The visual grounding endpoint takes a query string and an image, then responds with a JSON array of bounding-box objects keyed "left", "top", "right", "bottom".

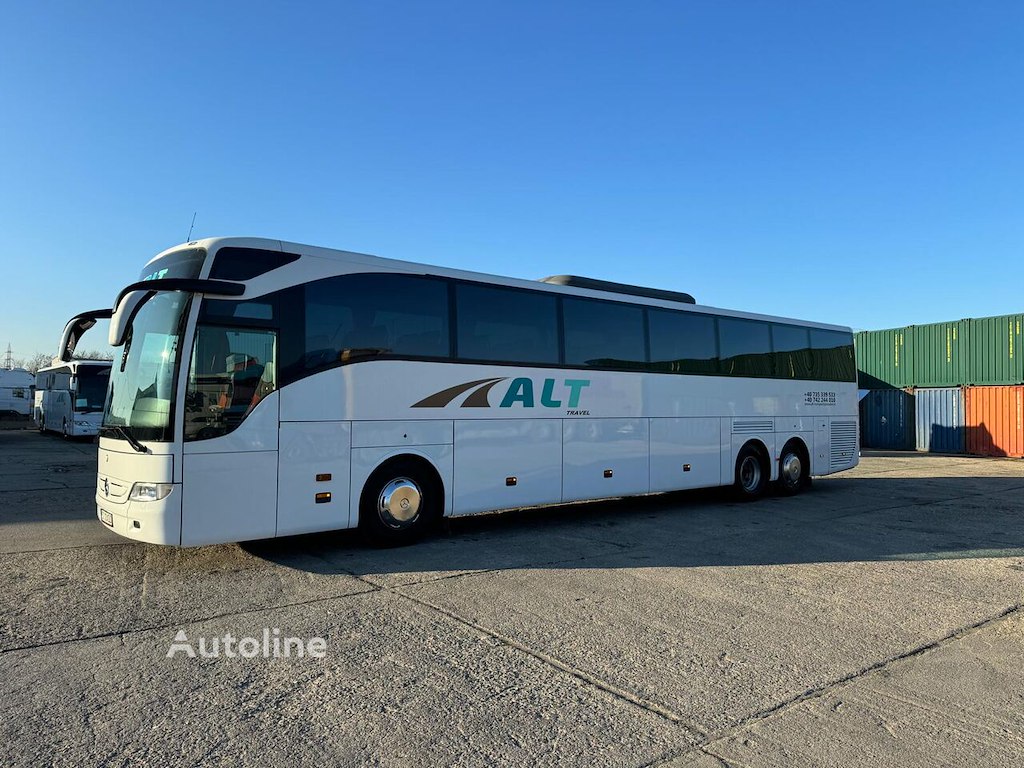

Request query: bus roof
[
  {"left": 37, "top": 359, "right": 113, "bottom": 374},
  {"left": 161, "top": 236, "right": 854, "bottom": 334}
]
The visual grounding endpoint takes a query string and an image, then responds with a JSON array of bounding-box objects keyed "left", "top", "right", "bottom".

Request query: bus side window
[
  {"left": 771, "top": 324, "right": 812, "bottom": 379},
  {"left": 648, "top": 310, "right": 718, "bottom": 374},
  {"left": 563, "top": 298, "right": 646, "bottom": 370},
  {"left": 304, "top": 274, "right": 450, "bottom": 373},
  {"left": 719, "top": 318, "right": 774, "bottom": 378}
]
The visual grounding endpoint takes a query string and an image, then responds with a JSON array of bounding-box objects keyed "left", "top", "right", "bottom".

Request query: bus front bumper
[{"left": 96, "top": 489, "right": 182, "bottom": 546}]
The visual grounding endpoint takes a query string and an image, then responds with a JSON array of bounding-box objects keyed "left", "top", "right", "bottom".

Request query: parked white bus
[
  {"left": 0, "top": 368, "right": 35, "bottom": 416},
  {"left": 85, "top": 237, "right": 858, "bottom": 547},
  {"left": 35, "top": 360, "right": 112, "bottom": 438}
]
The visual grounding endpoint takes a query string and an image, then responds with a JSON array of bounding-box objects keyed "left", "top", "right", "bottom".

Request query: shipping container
[
  {"left": 965, "top": 385, "right": 1024, "bottom": 458},
  {"left": 967, "top": 314, "right": 1024, "bottom": 386},
  {"left": 914, "top": 387, "right": 965, "bottom": 453},
  {"left": 911, "top": 320, "right": 969, "bottom": 387},
  {"left": 855, "top": 327, "right": 913, "bottom": 389},
  {"left": 860, "top": 389, "right": 915, "bottom": 450}
]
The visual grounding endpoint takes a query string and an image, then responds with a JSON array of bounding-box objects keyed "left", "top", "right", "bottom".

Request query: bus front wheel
[
  {"left": 733, "top": 444, "right": 768, "bottom": 501},
  {"left": 359, "top": 458, "right": 442, "bottom": 547}
]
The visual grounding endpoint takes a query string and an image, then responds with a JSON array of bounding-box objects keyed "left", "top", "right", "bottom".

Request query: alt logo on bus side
[{"left": 412, "top": 377, "right": 591, "bottom": 414}]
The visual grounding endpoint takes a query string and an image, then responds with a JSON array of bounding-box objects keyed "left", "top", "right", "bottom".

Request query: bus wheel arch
[
  {"left": 733, "top": 440, "right": 769, "bottom": 500},
  {"left": 776, "top": 438, "right": 810, "bottom": 495},
  {"left": 359, "top": 454, "right": 444, "bottom": 547}
]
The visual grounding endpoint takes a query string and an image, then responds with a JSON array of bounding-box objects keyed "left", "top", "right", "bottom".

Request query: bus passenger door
[
  {"left": 277, "top": 421, "right": 352, "bottom": 536},
  {"left": 180, "top": 325, "right": 280, "bottom": 546},
  {"left": 180, "top": 393, "right": 280, "bottom": 546}
]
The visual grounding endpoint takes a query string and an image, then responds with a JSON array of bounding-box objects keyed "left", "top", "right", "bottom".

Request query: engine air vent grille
[
  {"left": 732, "top": 419, "right": 774, "bottom": 435},
  {"left": 830, "top": 420, "right": 858, "bottom": 469}
]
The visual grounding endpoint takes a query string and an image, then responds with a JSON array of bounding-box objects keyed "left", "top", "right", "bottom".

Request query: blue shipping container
[
  {"left": 860, "top": 389, "right": 915, "bottom": 450},
  {"left": 914, "top": 387, "right": 965, "bottom": 454}
]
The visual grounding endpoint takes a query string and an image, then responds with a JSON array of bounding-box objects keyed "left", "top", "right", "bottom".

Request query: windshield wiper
[{"left": 101, "top": 425, "right": 147, "bottom": 453}]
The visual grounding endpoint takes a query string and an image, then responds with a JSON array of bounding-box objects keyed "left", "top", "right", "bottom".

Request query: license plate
[{"left": 100, "top": 509, "right": 113, "bottom": 527}]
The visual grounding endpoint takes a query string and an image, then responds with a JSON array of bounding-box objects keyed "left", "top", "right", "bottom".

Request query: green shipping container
[
  {"left": 966, "top": 314, "right": 1024, "bottom": 385},
  {"left": 911, "top": 320, "right": 969, "bottom": 387},
  {"left": 855, "top": 327, "right": 913, "bottom": 388}
]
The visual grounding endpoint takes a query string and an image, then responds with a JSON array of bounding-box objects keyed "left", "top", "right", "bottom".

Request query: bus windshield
[
  {"left": 102, "top": 291, "right": 191, "bottom": 442},
  {"left": 74, "top": 367, "right": 110, "bottom": 413}
]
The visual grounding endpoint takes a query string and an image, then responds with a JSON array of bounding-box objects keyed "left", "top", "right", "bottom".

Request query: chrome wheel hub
[
  {"left": 378, "top": 478, "right": 422, "bottom": 528},
  {"left": 782, "top": 454, "right": 802, "bottom": 484}
]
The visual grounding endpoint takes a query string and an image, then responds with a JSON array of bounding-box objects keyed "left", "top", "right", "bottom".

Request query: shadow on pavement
[{"left": 244, "top": 474, "right": 1024, "bottom": 576}]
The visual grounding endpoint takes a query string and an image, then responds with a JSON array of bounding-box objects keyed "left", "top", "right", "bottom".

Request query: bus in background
[
  {"left": 35, "top": 360, "right": 112, "bottom": 438},
  {"left": 87, "top": 237, "right": 859, "bottom": 547},
  {"left": 0, "top": 368, "right": 35, "bottom": 417}
]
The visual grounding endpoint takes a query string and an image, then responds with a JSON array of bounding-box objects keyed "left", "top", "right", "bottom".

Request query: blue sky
[{"left": 2, "top": 1, "right": 1022, "bottom": 360}]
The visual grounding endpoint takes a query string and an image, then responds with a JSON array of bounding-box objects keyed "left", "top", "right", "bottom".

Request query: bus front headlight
[{"left": 129, "top": 482, "right": 174, "bottom": 502}]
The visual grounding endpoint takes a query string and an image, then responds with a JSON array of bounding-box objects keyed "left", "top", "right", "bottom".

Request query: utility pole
[{"left": 3, "top": 343, "right": 12, "bottom": 370}]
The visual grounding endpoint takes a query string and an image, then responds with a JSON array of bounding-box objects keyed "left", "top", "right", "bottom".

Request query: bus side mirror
[
  {"left": 58, "top": 309, "right": 112, "bottom": 362},
  {"left": 109, "top": 291, "right": 152, "bottom": 347}
]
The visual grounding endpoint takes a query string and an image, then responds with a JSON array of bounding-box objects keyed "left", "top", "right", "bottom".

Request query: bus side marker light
[
  {"left": 315, "top": 492, "right": 332, "bottom": 504},
  {"left": 506, "top": 477, "right": 517, "bottom": 486},
  {"left": 316, "top": 473, "right": 331, "bottom": 482},
  {"left": 683, "top": 464, "right": 691, "bottom": 472},
  {"left": 603, "top": 469, "right": 613, "bottom": 478}
]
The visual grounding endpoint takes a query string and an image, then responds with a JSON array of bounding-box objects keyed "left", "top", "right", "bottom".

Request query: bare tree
[
  {"left": 75, "top": 350, "right": 115, "bottom": 361},
  {"left": 23, "top": 353, "right": 54, "bottom": 374}
]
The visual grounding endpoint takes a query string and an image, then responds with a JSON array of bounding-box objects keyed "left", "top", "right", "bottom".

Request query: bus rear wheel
[
  {"left": 733, "top": 444, "right": 768, "bottom": 501},
  {"left": 359, "top": 458, "right": 442, "bottom": 547},
  {"left": 776, "top": 440, "right": 809, "bottom": 496}
]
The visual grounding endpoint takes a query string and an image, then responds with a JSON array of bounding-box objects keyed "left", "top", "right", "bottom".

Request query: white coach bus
[
  {"left": 35, "top": 360, "right": 112, "bottom": 438},
  {"left": 84, "top": 237, "right": 858, "bottom": 547}
]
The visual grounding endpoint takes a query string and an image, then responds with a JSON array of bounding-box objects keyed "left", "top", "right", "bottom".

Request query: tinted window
[
  {"left": 771, "top": 324, "right": 812, "bottom": 379},
  {"left": 811, "top": 328, "right": 856, "bottom": 382},
  {"left": 201, "top": 298, "right": 276, "bottom": 322},
  {"left": 75, "top": 366, "right": 110, "bottom": 412},
  {"left": 719, "top": 318, "right": 773, "bottom": 377},
  {"left": 209, "top": 247, "right": 300, "bottom": 280},
  {"left": 304, "top": 274, "right": 450, "bottom": 371},
  {"left": 456, "top": 284, "right": 559, "bottom": 364},
  {"left": 563, "top": 298, "right": 645, "bottom": 369},
  {"left": 139, "top": 247, "right": 207, "bottom": 281},
  {"left": 648, "top": 310, "right": 718, "bottom": 374}
]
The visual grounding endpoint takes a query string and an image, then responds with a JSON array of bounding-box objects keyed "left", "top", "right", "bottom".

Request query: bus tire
[
  {"left": 37, "top": 415, "right": 45, "bottom": 433},
  {"left": 776, "top": 439, "right": 809, "bottom": 496},
  {"left": 733, "top": 443, "right": 768, "bottom": 501},
  {"left": 359, "top": 457, "right": 442, "bottom": 547}
]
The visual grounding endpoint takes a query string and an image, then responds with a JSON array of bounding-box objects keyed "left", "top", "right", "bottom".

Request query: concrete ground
[{"left": 1, "top": 429, "right": 1022, "bottom": 767}]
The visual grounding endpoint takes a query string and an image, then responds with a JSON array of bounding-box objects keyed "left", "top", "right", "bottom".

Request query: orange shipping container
[{"left": 965, "top": 386, "right": 1024, "bottom": 458}]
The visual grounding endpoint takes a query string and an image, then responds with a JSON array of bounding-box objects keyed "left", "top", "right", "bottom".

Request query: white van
[{"left": 0, "top": 368, "right": 35, "bottom": 416}]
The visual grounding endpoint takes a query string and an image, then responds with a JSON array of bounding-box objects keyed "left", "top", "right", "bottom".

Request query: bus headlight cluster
[{"left": 129, "top": 482, "right": 174, "bottom": 502}]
